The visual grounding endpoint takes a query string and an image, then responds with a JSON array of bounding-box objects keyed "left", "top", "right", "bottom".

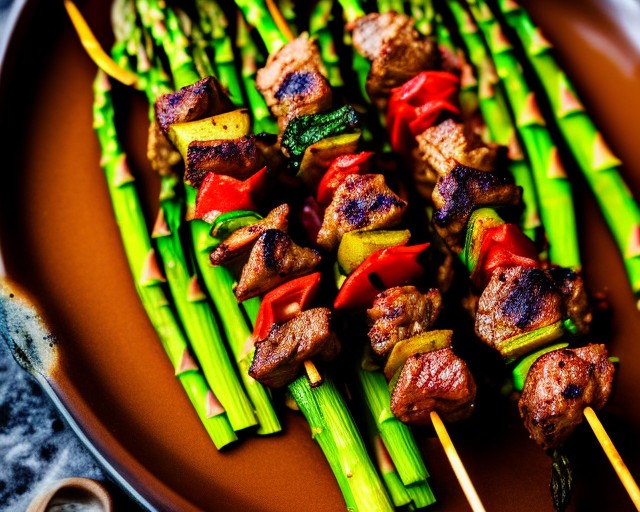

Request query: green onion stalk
[
  {"left": 435, "top": 5, "right": 542, "bottom": 244},
  {"left": 92, "top": 68, "right": 238, "bottom": 448},
  {"left": 133, "top": 0, "right": 282, "bottom": 434},
  {"left": 495, "top": 0, "right": 640, "bottom": 301},
  {"left": 449, "top": 0, "right": 580, "bottom": 269}
]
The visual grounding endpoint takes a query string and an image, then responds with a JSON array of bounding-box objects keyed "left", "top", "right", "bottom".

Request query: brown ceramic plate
[{"left": 1, "top": 0, "right": 640, "bottom": 511}]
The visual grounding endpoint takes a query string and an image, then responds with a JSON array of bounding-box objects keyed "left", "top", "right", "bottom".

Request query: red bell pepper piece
[
  {"left": 253, "top": 272, "right": 322, "bottom": 341},
  {"left": 387, "top": 71, "right": 460, "bottom": 155},
  {"left": 316, "top": 152, "right": 374, "bottom": 205},
  {"left": 473, "top": 223, "right": 540, "bottom": 288},
  {"left": 334, "top": 243, "right": 430, "bottom": 310},
  {"left": 194, "top": 166, "right": 268, "bottom": 221}
]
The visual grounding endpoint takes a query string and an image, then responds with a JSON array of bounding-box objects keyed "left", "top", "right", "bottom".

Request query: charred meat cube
[
  {"left": 431, "top": 162, "right": 522, "bottom": 252},
  {"left": 154, "top": 76, "right": 232, "bottom": 134},
  {"left": 249, "top": 308, "right": 341, "bottom": 388},
  {"left": 548, "top": 267, "right": 592, "bottom": 336},
  {"left": 272, "top": 71, "right": 333, "bottom": 131},
  {"left": 256, "top": 33, "right": 328, "bottom": 110},
  {"left": 518, "top": 344, "right": 615, "bottom": 450},
  {"left": 350, "top": 12, "right": 440, "bottom": 109},
  {"left": 367, "top": 286, "right": 443, "bottom": 357},
  {"left": 317, "top": 174, "right": 407, "bottom": 251},
  {"left": 235, "top": 229, "right": 321, "bottom": 302},
  {"left": 417, "top": 119, "right": 503, "bottom": 177},
  {"left": 185, "top": 135, "right": 267, "bottom": 188},
  {"left": 210, "top": 204, "right": 290, "bottom": 266},
  {"left": 475, "top": 266, "right": 563, "bottom": 357},
  {"left": 390, "top": 347, "right": 477, "bottom": 425}
]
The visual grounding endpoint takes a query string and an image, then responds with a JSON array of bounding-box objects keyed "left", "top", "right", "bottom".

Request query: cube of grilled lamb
[
  {"left": 417, "top": 119, "right": 503, "bottom": 177},
  {"left": 256, "top": 33, "right": 331, "bottom": 125},
  {"left": 317, "top": 174, "right": 407, "bottom": 251},
  {"left": 249, "top": 307, "right": 340, "bottom": 388},
  {"left": 431, "top": 161, "right": 522, "bottom": 252},
  {"left": 548, "top": 267, "right": 592, "bottom": 336},
  {"left": 518, "top": 344, "right": 615, "bottom": 450},
  {"left": 147, "top": 120, "right": 182, "bottom": 176},
  {"left": 271, "top": 71, "right": 333, "bottom": 131},
  {"left": 367, "top": 286, "right": 443, "bottom": 357},
  {"left": 210, "top": 204, "right": 290, "bottom": 266},
  {"left": 350, "top": 12, "right": 440, "bottom": 109},
  {"left": 390, "top": 347, "right": 477, "bottom": 425},
  {"left": 184, "top": 135, "right": 267, "bottom": 188},
  {"left": 235, "top": 229, "right": 321, "bottom": 302},
  {"left": 475, "top": 266, "right": 563, "bottom": 358},
  {"left": 154, "top": 76, "right": 232, "bottom": 134}
]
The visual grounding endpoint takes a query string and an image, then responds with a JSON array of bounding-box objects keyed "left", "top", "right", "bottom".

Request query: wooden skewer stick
[
  {"left": 431, "top": 411, "right": 486, "bottom": 512},
  {"left": 265, "top": 0, "right": 295, "bottom": 41},
  {"left": 304, "top": 360, "right": 324, "bottom": 387},
  {"left": 583, "top": 407, "right": 640, "bottom": 510}
]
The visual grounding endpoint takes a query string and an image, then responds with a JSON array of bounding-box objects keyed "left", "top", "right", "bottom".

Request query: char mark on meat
[
  {"left": 350, "top": 12, "right": 441, "bottom": 109},
  {"left": 518, "top": 344, "right": 615, "bottom": 450},
  {"left": 255, "top": 33, "right": 331, "bottom": 127},
  {"left": 249, "top": 308, "right": 341, "bottom": 388},
  {"left": 367, "top": 286, "right": 443, "bottom": 357},
  {"left": 476, "top": 266, "right": 563, "bottom": 358},
  {"left": 317, "top": 174, "right": 407, "bottom": 251},
  {"left": 431, "top": 163, "right": 522, "bottom": 252},
  {"left": 390, "top": 347, "right": 477, "bottom": 425},
  {"left": 210, "top": 204, "right": 290, "bottom": 266},
  {"left": 154, "top": 76, "right": 232, "bottom": 134},
  {"left": 184, "top": 135, "right": 266, "bottom": 188},
  {"left": 235, "top": 229, "right": 321, "bottom": 302}
]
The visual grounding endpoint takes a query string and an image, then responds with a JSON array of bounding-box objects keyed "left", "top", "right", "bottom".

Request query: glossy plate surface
[{"left": 1, "top": 0, "right": 639, "bottom": 511}]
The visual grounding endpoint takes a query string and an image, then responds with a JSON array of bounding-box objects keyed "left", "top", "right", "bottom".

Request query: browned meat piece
[
  {"left": 518, "top": 344, "right": 615, "bottom": 450},
  {"left": 249, "top": 308, "right": 341, "bottom": 388},
  {"left": 417, "top": 119, "right": 503, "bottom": 177},
  {"left": 475, "top": 266, "right": 563, "bottom": 358},
  {"left": 431, "top": 162, "right": 522, "bottom": 252},
  {"left": 256, "top": 33, "right": 328, "bottom": 110},
  {"left": 210, "top": 204, "right": 290, "bottom": 266},
  {"left": 317, "top": 174, "right": 407, "bottom": 251},
  {"left": 235, "top": 229, "right": 321, "bottom": 302},
  {"left": 184, "top": 135, "right": 267, "bottom": 188},
  {"left": 147, "top": 120, "right": 182, "bottom": 176},
  {"left": 154, "top": 76, "right": 232, "bottom": 134},
  {"left": 390, "top": 347, "right": 477, "bottom": 425},
  {"left": 271, "top": 70, "right": 333, "bottom": 131},
  {"left": 367, "top": 286, "right": 443, "bottom": 357},
  {"left": 548, "top": 267, "right": 592, "bottom": 336},
  {"left": 350, "top": 12, "right": 440, "bottom": 109}
]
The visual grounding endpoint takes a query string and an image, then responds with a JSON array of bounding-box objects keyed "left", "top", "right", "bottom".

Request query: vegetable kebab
[
  {"left": 235, "top": 3, "right": 486, "bottom": 510},
  {"left": 337, "top": 3, "right": 638, "bottom": 509}
]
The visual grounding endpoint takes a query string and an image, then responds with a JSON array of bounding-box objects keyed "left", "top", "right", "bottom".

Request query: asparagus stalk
[
  {"left": 133, "top": 0, "right": 282, "bottom": 434},
  {"left": 496, "top": 0, "right": 640, "bottom": 299},
  {"left": 288, "top": 376, "right": 394, "bottom": 512},
  {"left": 435, "top": 7, "right": 542, "bottom": 243},
  {"left": 449, "top": 0, "right": 580, "bottom": 268},
  {"left": 310, "top": 0, "right": 345, "bottom": 89},
  {"left": 92, "top": 68, "right": 237, "bottom": 448}
]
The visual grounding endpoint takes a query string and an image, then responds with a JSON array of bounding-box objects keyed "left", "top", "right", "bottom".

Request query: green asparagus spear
[
  {"left": 496, "top": 0, "right": 640, "bottom": 300},
  {"left": 448, "top": 0, "right": 580, "bottom": 268},
  {"left": 92, "top": 69, "right": 237, "bottom": 448}
]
